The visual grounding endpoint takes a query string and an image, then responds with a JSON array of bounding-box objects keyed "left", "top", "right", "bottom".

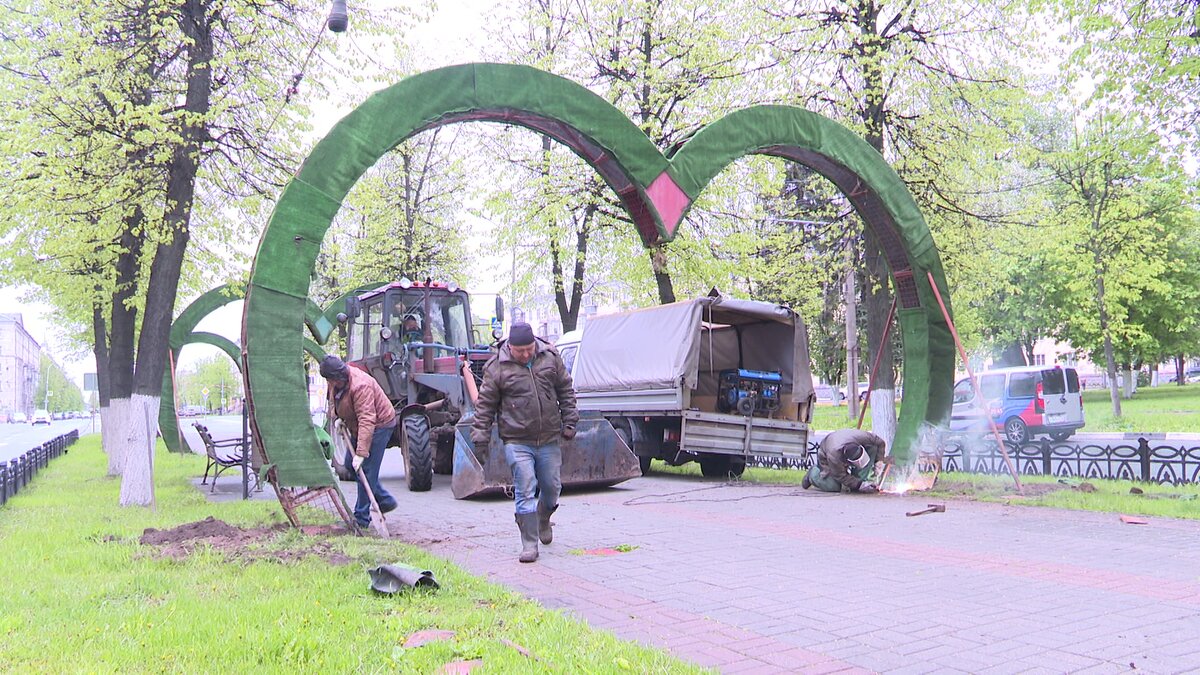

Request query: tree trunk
[
  {"left": 91, "top": 300, "right": 112, "bottom": 469},
  {"left": 996, "top": 341, "right": 1027, "bottom": 368},
  {"left": 106, "top": 209, "right": 144, "bottom": 476},
  {"left": 1122, "top": 364, "right": 1134, "bottom": 399},
  {"left": 121, "top": 0, "right": 212, "bottom": 505},
  {"left": 118, "top": 394, "right": 158, "bottom": 507},
  {"left": 1176, "top": 353, "right": 1185, "bottom": 386},
  {"left": 851, "top": 0, "right": 897, "bottom": 444},
  {"left": 1094, "top": 271, "right": 1122, "bottom": 417},
  {"left": 650, "top": 245, "right": 676, "bottom": 304}
]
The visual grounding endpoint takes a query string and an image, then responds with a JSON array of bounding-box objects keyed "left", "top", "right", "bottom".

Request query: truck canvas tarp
[
  {"left": 573, "top": 295, "right": 815, "bottom": 409},
  {"left": 568, "top": 293, "right": 815, "bottom": 478}
]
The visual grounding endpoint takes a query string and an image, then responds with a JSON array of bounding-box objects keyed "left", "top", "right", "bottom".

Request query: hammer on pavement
[{"left": 905, "top": 504, "right": 946, "bottom": 517}]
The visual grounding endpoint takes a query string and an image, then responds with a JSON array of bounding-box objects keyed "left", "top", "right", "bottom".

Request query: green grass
[
  {"left": 810, "top": 383, "right": 1200, "bottom": 434},
  {"left": 1082, "top": 383, "right": 1200, "bottom": 433},
  {"left": 0, "top": 436, "right": 704, "bottom": 673},
  {"left": 654, "top": 461, "right": 1200, "bottom": 520},
  {"left": 926, "top": 471, "right": 1200, "bottom": 520}
]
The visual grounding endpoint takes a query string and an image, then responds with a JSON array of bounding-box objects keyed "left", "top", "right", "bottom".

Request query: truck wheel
[
  {"left": 403, "top": 415, "right": 433, "bottom": 492},
  {"left": 639, "top": 456, "right": 652, "bottom": 475},
  {"left": 728, "top": 457, "right": 746, "bottom": 478},
  {"left": 699, "top": 454, "right": 732, "bottom": 478}
]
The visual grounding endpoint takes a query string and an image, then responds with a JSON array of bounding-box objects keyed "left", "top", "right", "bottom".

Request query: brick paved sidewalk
[{"left": 370, "top": 454, "right": 1200, "bottom": 674}]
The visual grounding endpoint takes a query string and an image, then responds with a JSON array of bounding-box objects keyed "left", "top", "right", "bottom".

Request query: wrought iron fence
[
  {"left": 939, "top": 437, "right": 1200, "bottom": 485},
  {"left": 747, "top": 436, "right": 1200, "bottom": 486},
  {"left": 0, "top": 430, "right": 78, "bottom": 507}
]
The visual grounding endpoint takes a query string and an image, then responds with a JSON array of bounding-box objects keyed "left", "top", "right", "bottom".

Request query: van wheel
[
  {"left": 1004, "top": 418, "right": 1029, "bottom": 445},
  {"left": 1048, "top": 431, "right": 1072, "bottom": 441},
  {"left": 699, "top": 455, "right": 732, "bottom": 478}
]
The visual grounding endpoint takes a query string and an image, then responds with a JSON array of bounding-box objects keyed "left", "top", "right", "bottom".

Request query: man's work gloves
[
  {"left": 561, "top": 425, "right": 577, "bottom": 440},
  {"left": 469, "top": 430, "right": 490, "bottom": 464},
  {"left": 857, "top": 482, "right": 878, "bottom": 493},
  {"left": 352, "top": 454, "right": 365, "bottom": 472}
]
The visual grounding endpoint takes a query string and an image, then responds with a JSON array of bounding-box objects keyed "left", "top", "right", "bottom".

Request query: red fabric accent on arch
[{"left": 646, "top": 171, "right": 689, "bottom": 238}]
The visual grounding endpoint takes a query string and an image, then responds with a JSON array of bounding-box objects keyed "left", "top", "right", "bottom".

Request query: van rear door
[{"left": 1040, "top": 367, "right": 1082, "bottom": 426}]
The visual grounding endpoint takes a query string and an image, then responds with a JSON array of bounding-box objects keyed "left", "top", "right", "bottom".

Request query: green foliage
[
  {"left": 175, "top": 355, "right": 240, "bottom": 410},
  {"left": 0, "top": 436, "right": 703, "bottom": 673},
  {"left": 35, "top": 354, "right": 84, "bottom": 413},
  {"left": 314, "top": 128, "right": 474, "bottom": 304}
]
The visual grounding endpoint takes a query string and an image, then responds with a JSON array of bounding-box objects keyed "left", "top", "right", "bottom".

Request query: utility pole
[{"left": 845, "top": 265, "right": 859, "bottom": 421}]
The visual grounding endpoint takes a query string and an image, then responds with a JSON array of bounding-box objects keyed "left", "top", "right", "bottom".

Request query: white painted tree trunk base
[
  {"left": 105, "top": 400, "right": 128, "bottom": 476},
  {"left": 870, "top": 389, "right": 897, "bottom": 451},
  {"left": 119, "top": 394, "right": 160, "bottom": 507}
]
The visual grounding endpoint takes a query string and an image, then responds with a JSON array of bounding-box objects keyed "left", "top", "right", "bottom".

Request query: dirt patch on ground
[
  {"left": 138, "top": 516, "right": 353, "bottom": 565},
  {"left": 926, "top": 479, "right": 1071, "bottom": 498}
]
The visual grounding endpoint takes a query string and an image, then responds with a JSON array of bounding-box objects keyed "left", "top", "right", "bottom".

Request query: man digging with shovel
[{"left": 320, "top": 355, "right": 398, "bottom": 531}]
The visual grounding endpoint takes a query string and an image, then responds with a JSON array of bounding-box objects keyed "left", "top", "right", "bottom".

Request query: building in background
[{"left": 0, "top": 314, "right": 42, "bottom": 419}]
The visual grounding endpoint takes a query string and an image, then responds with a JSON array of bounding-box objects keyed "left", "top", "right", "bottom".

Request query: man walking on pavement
[
  {"left": 319, "top": 354, "right": 398, "bottom": 529},
  {"left": 472, "top": 322, "right": 578, "bottom": 563},
  {"left": 803, "top": 428, "right": 887, "bottom": 493}
]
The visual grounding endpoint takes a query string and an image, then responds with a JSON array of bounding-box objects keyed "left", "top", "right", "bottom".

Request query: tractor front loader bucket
[{"left": 451, "top": 414, "right": 642, "bottom": 500}]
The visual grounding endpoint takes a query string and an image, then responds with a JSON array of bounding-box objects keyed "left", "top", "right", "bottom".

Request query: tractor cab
[{"left": 344, "top": 278, "right": 489, "bottom": 405}]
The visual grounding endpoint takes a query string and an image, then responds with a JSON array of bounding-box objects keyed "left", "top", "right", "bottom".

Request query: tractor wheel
[
  {"left": 432, "top": 427, "right": 454, "bottom": 475},
  {"left": 698, "top": 454, "right": 732, "bottom": 478},
  {"left": 403, "top": 415, "right": 433, "bottom": 492}
]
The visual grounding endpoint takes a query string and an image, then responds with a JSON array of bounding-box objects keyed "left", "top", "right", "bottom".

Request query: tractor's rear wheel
[{"left": 403, "top": 415, "right": 433, "bottom": 492}]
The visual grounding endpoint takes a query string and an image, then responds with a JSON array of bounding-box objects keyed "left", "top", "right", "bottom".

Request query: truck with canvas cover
[
  {"left": 560, "top": 293, "right": 816, "bottom": 477},
  {"left": 336, "top": 278, "right": 640, "bottom": 498}
]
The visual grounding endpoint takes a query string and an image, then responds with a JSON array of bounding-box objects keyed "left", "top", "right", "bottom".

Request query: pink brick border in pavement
[{"left": 373, "top": 460, "right": 1200, "bottom": 674}]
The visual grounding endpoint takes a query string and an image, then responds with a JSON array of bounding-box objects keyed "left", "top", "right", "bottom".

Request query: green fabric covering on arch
[{"left": 245, "top": 63, "right": 956, "bottom": 486}]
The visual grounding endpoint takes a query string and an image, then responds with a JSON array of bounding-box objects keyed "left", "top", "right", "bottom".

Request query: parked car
[
  {"left": 812, "top": 383, "right": 845, "bottom": 404},
  {"left": 950, "top": 366, "right": 1085, "bottom": 444},
  {"left": 179, "top": 405, "right": 206, "bottom": 418},
  {"left": 11, "top": 412, "right": 27, "bottom": 424},
  {"left": 31, "top": 409, "right": 51, "bottom": 426},
  {"left": 842, "top": 381, "right": 871, "bottom": 403}
]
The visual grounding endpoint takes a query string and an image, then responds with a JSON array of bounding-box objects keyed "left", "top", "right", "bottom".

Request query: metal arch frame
[
  {"left": 243, "top": 63, "right": 955, "bottom": 486},
  {"left": 160, "top": 284, "right": 379, "bottom": 453}
]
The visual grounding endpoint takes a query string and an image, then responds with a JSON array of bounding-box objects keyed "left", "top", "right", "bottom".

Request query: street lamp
[{"left": 45, "top": 389, "right": 52, "bottom": 412}]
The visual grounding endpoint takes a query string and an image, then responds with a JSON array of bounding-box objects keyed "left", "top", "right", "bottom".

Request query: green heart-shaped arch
[
  {"left": 160, "top": 283, "right": 385, "bottom": 453},
  {"left": 243, "top": 63, "right": 954, "bottom": 487}
]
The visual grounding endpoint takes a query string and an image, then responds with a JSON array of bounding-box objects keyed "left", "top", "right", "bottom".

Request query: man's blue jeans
[
  {"left": 504, "top": 442, "right": 562, "bottom": 515},
  {"left": 353, "top": 424, "right": 397, "bottom": 526}
]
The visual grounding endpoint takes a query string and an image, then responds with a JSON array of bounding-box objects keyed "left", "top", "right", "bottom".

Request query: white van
[{"left": 950, "top": 365, "right": 1085, "bottom": 444}]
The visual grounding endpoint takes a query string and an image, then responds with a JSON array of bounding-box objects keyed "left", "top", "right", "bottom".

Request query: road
[{"left": 0, "top": 417, "right": 97, "bottom": 464}]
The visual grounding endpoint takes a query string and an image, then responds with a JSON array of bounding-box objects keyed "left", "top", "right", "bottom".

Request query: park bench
[{"left": 194, "top": 423, "right": 261, "bottom": 493}]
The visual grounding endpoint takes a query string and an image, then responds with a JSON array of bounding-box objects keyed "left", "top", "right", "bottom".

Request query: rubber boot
[
  {"left": 537, "top": 503, "right": 558, "bottom": 545},
  {"left": 515, "top": 512, "right": 540, "bottom": 563}
]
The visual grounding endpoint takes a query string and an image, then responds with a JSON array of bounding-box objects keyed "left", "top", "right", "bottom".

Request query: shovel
[{"left": 355, "top": 464, "right": 390, "bottom": 538}]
